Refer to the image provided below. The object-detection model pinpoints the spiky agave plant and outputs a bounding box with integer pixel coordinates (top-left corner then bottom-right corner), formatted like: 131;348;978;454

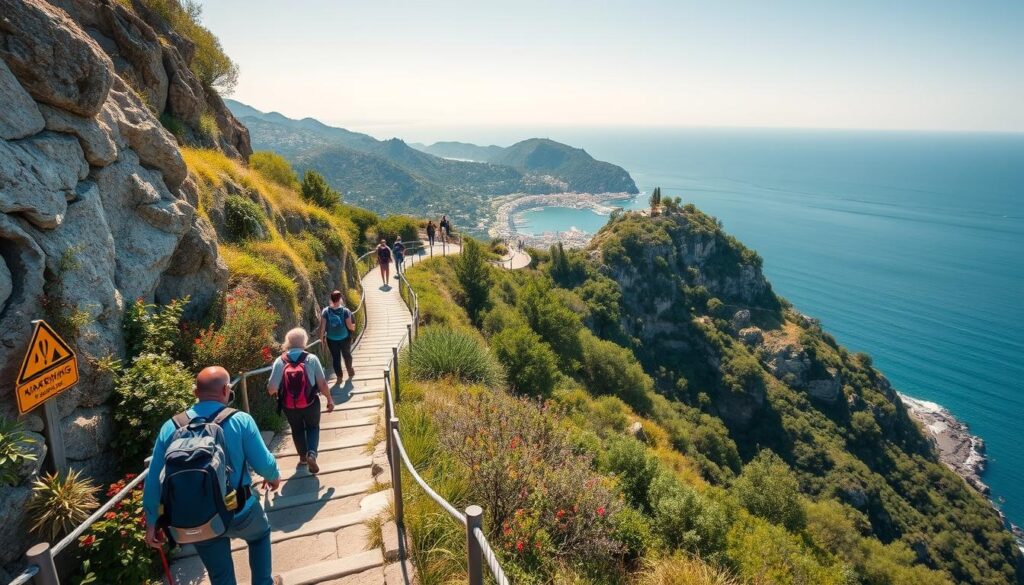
27;469;100;541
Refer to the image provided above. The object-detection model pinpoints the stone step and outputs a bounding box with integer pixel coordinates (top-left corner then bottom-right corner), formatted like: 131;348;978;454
275;445;367;470
320;416;377;432
278;456;372;482
272;433;374;457
282;550;385;585
273;465;375;497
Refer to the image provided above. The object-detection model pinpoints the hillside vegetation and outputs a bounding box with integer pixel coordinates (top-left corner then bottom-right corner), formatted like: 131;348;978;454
394;209;1021;584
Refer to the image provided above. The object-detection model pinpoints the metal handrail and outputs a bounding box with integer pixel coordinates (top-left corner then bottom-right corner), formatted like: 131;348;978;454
391;430;466;525
474;526;511;585
382;243;510;585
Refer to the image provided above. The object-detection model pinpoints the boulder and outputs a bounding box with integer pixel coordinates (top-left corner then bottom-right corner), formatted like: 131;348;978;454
206;90;252;161
807;367;842;404
0;131;87;229
107;77;187;190
92;150;194;304
731;309;751;330
763;341;810;388
97;1;168;112
738;326;763;346
61;405;113;461
0;58;44;140
0;0;113;117
628;421;648;443
39;104;119;167
30;182;122;406
0;257;11;316
162;44;205;126
0;486;32;566
156;213;229;320
0;216;47;424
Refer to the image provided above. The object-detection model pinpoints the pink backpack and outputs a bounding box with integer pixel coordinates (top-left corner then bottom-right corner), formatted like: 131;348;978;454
280;352;314;410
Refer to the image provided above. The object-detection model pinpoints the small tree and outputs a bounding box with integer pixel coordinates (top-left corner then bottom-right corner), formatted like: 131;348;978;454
453;238;493;324
649;187;662;216
732;450;807;532
300;170;340;208
491;326;559;397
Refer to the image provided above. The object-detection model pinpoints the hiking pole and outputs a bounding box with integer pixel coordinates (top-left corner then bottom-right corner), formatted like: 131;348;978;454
159;546;175;585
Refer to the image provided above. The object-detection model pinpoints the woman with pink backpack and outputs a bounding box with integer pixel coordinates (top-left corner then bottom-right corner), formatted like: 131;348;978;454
267;328;335;474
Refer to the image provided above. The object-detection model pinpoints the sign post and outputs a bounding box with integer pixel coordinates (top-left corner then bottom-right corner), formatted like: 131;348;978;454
15;320;80;474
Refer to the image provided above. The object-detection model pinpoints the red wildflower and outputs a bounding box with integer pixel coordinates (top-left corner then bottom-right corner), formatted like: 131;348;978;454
104;512;116;520
125;473;136;480
596;506;606;517
556;509;565;518
515;541;524;553
81;535;95;548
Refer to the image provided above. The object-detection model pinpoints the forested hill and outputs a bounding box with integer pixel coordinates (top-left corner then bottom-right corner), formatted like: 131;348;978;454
400;202;1023;584
226;100;638;230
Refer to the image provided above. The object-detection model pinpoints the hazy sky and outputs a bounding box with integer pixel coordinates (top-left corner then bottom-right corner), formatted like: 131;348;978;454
200;0;1024;135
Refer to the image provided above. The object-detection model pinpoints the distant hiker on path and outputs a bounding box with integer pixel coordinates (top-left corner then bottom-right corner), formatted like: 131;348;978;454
143;366;283;585
440;215;451;240
376;239;392;285
268;328;334;475
393;237;406;276
319;290;355;383
426;220;436;247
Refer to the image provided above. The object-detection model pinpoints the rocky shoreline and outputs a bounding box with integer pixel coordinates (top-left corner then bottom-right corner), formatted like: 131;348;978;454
900;393;1024;551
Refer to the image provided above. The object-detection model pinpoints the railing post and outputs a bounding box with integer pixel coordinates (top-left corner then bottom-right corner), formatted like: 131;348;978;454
392;346;400;403
383;369;392;463
466;505;484;585
26;543;59;585
239;375;250;413
407;323;413;347
389;417;404;526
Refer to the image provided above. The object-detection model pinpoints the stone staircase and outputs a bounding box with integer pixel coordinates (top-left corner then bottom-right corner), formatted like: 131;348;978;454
170;267;417;584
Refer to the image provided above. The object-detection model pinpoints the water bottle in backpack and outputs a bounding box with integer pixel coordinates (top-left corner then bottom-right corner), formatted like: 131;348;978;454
158;408;247;544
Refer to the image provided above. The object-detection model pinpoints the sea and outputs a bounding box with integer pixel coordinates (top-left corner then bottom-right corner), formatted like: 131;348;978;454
374;125;1024;528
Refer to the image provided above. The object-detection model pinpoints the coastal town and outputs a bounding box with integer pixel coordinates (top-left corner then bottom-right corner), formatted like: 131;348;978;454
488;191;635;248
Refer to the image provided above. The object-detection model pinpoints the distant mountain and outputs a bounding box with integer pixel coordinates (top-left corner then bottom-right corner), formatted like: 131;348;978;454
412;141;505;162
226;100;639;230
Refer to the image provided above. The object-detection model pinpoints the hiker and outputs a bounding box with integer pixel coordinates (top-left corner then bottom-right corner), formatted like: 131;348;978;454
268;328;334;474
440;215;451;240
376;238;392;285
143;366;283;585
393;237;406;276
426;220;436;247
319;290;355;382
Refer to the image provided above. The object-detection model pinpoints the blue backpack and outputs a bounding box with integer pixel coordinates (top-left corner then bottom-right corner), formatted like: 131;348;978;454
158;407;246;544
325;307;349;340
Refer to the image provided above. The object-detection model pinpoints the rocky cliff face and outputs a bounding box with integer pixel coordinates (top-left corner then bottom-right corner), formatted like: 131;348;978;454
0;0;251;568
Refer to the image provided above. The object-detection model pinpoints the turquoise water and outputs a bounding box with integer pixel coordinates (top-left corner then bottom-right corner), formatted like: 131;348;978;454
512;128;1024;526
517;206;611;236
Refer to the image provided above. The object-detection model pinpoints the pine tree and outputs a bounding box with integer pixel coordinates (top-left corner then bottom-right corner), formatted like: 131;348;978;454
453;238;492;324
649;187;662;216
300;170;340;208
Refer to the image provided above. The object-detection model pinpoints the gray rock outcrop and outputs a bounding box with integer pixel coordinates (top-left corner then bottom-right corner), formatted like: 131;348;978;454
0;0;247;569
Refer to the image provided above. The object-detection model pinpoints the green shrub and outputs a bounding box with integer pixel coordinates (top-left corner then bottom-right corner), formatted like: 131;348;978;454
578;330;654;414
300;170;340;208
122;297;189;363
726;515;846;585
376;214;419;243
140;0;237;93
223;194;269;241
112;353;195;467
606;437;660;513
648;471;729;558
27;469;100;541
481;303;528;338
611;505;658;560
193;285;281;430
490;326;559;397
198;111;220;140
250;151;298;188
434;388;623;576
405;327;503;387
452;238;493;324
0;419;37;486
731;450;806;532
75;474;157;585
517;278;582;369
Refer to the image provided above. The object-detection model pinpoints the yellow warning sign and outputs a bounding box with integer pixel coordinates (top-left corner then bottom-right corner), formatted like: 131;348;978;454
15;320;79;415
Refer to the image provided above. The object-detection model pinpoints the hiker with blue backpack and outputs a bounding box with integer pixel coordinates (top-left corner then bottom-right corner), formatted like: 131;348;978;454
143;366;283;585
393;237;406;276
268;327;335;474
319;290;356;383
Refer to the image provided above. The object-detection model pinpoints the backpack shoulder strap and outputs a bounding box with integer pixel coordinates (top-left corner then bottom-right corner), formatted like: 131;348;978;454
295;351;309;364
171;411;192;429
212;407;238;426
